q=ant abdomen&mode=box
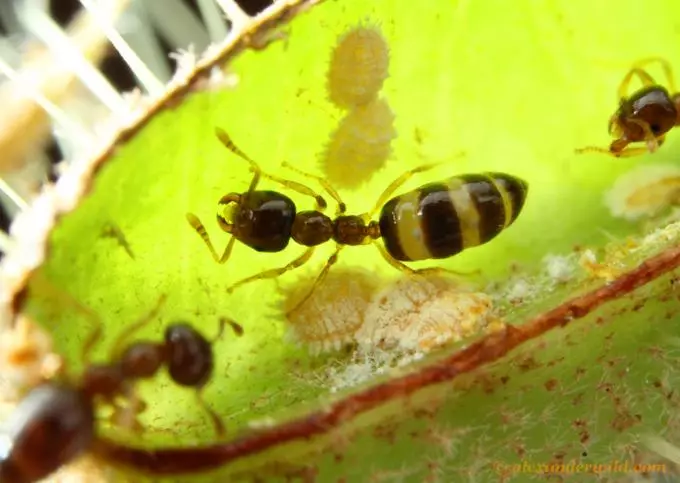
[0,384,94,483]
[379,173,528,262]
[164,323,213,388]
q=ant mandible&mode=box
[186,128,528,317]
[576,57,680,158]
[0,295,241,483]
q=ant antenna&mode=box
[109,294,168,360]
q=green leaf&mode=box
[15,0,680,481]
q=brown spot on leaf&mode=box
[611,411,642,431]
[572,419,590,444]
[515,355,540,372]
[544,379,558,391]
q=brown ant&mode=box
[0,295,240,483]
[186,128,528,316]
[576,57,680,158]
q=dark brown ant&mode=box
[187,128,528,316]
[576,57,680,158]
[0,295,240,483]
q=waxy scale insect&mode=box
[326,24,390,109]
[319,97,397,190]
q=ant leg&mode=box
[109,294,168,361]
[215,127,327,210]
[29,272,103,365]
[187,316,241,438]
[186,213,237,264]
[575,144,652,158]
[195,389,225,437]
[574,145,619,156]
[219,317,244,337]
[618,67,656,100]
[367,157,463,218]
[259,172,328,211]
[654,135,667,151]
[109,390,147,433]
[628,118,665,153]
[227,248,315,294]
[630,57,676,93]
[373,242,479,279]
[413,266,482,279]
[591,119,666,157]
[580,109,668,157]
[281,161,347,214]
[215,128,261,193]
[615,145,663,158]
[373,242,416,274]
[81,322,103,367]
[209,317,244,345]
[285,246,344,317]
[211,317,227,343]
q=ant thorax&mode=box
[333,215,376,246]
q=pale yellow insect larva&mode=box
[326,24,390,109]
[319,97,397,190]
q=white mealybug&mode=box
[326,24,390,109]
[319,97,397,189]
[356,274,503,353]
[604,163,680,220]
[281,268,381,355]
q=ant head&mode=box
[221,190,296,253]
[611,86,677,142]
[0,384,94,483]
[163,323,212,388]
